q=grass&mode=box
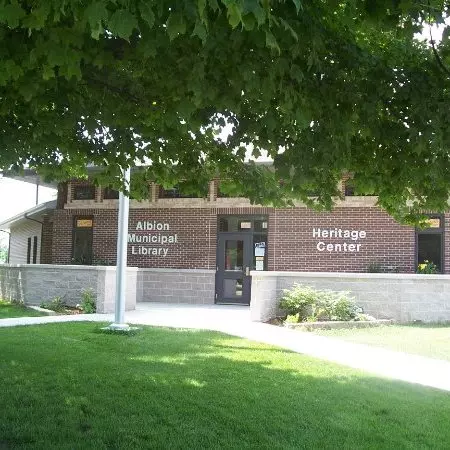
[0,300,47,319]
[0,323,450,449]
[313,324,450,362]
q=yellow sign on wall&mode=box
[76,219,93,228]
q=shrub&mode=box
[279,284,317,322]
[417,260,438,274]
[40,296,66,312]
[80,289,96,314]
[279,284,360,322]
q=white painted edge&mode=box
[137,268,216,274]
[28,306,57,315]
[0,264,139,271]
[250,271,450,280]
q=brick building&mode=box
[1,176,447,306]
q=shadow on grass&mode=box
[0,322,449,449]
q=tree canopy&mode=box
[0,0,449,222]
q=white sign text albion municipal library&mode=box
[128,220,177,257]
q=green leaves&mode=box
[265,29,280,54]
[166,12,186,40]
[227,3,243,29]
[0,0,448,223]
[291,0,302,13]
[139,1,155,28]
[108,9,139,40]
[84,1,108,39]
[0,0,25,28]
[192,20,207,42]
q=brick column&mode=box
[56,182,68,209]
[151,183,159,202]
[210,179,218,202]
[67,181,73,204]
[40,215,53,264]
[95,185,103,203]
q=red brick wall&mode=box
[270,208,416,273]
[51,206,450,273]
[52,210,74,264]
[40,214,54,264]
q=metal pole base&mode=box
[106,323,131,331]
[101,323,140,333]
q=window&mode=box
[219,216,268,233]
[73,185,95,200]
[159,184,208,199]
[218,216,268,271]
[72,217,93,265]
[32,236,38,264]
[26,236,38,264]
[104,187,119,199]
[417,215,444,272]
[26,237,31,264]
[344,180,375,196]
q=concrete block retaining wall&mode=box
[137,269,215,304]
[0,265,138,314]
[0,265,214,312]
[250,271,450,323]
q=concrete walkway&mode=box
[2,302,450,392]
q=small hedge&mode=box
[279,284,364,322]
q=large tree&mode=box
[0,0,449,222]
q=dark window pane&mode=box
[219,216,269,233]
[72,217,93,264]
[219,217,240,232]
[104,187,119,199]
[159,184,208,199]
[417,233,442,272]
[225,240,244,270]
[26,237,31,264]
[32,236,38,264]
[254,219,268,232]
[73,185,95,200]
[344,183,355,196]
[344,181,376,196]
[223,279,243,297]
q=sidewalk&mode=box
[2,303,450,392]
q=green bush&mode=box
[80,289,96,314]
[416,260,438,274]
[279,284,360,322]
[40,296,66,313]
[278,284,317,322]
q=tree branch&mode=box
[427,0,450,77]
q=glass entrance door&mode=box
[216,233,252,305]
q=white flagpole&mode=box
[108,166,131,330]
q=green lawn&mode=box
[314,324,450,362]
[1,323,449,449]
[0,300,47,319]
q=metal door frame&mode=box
[215,233,253,305]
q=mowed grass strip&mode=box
[314,324,450,362]
[1,323,449,449]
[0,300,46,319]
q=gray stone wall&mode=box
[0,265,137,313]
[137,268,215,304]
[0,266,23,302]
[250,271,450,323]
